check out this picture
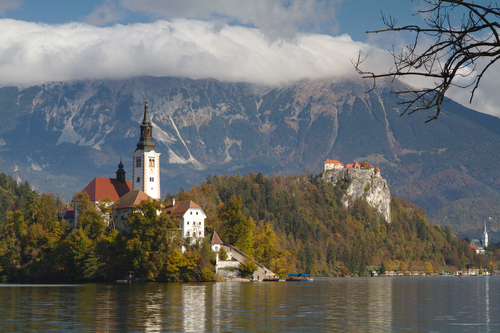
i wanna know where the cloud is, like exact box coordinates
[0,0,22,15]
[0,17,498,118]
[120,0,341,42]
[86,0,125,26]
[0,18,386,87]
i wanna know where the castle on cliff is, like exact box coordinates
[322,159,391,223]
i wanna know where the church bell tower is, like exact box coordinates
[132,98,161,199]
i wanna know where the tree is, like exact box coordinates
[353,0,500,122]
[218,196,255,256]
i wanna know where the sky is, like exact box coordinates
[1,0,499,118]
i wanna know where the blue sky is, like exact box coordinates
[0,0,498,117]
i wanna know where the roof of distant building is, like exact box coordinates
[324,159,343,165]
[211,231,224,245]
[113,190,152,209]
[57,206,75,219]
[163,200,202,217]
[471,239,484,248]
[72,177,132,202]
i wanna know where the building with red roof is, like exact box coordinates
[112,190,154,231]
[163,199,207,240]
[324,159,344,171]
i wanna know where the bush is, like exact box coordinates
[219,247,228,260]
[239,258,258,278]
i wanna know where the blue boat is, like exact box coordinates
[285,273,313,281]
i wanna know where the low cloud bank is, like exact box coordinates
[0,18,388,86]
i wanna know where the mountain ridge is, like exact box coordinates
[0,76,498,240]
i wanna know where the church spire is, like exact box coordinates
[135,98,157,153]
[116,158,126,183]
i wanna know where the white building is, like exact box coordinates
[324,159,344,171]
[132,99,161,200]
[163,199,207,241]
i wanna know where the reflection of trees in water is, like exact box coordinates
[367,279,392,330]
[144,292,163,333]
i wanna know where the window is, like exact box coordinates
[196,212,198,215]
[199,222,201,225]
[199,232,202,236]
[192,232,195,237]
[137,177,140,183]
[190,212,192,215]
[187,221,189,225]
[149,177,154,182]
[136,157,142,167]
[149,158,155,167]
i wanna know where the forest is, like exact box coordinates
[0,170,496,283]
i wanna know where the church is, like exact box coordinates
[67,99,206,241]
[470,224,489,254]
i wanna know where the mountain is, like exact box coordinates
[0,76,499,240]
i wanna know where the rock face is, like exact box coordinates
[323,168,391,223]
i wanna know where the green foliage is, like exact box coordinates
[219,247,228,260]
[239,258,258,278]
[219,196,255,256]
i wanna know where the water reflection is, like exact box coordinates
[183,285,206,332]
[0,278,499,332]
[367,278,392,331]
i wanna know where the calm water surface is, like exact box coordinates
[0,277,499,332]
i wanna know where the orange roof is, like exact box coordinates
[211,231,224,245]
[353,162,361,168]
[345,164,353,169]
[72,177,132,202]
[163,200,202,217]
[324,159,343,165]
[57,206,75,219]
[113,190,152,209]
[375,167,380,173]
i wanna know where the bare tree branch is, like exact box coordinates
[352,0,500,121]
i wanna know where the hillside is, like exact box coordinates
[173,172,488,276]
[0,76,498,240]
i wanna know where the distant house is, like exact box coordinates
[112,189,153,231]
[324,159,344,171]
[57,206,75,227]
[71,164,133,228]
[211,230,224,252]
[163,199,207,241]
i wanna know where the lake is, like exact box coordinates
[0,277,498,332]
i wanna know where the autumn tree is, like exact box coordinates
[218,195,255,256]
[353,0,500,121]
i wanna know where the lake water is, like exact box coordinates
[0,277,498,332]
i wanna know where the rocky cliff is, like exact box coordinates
[323,168,391,223]
[0,76,499,239]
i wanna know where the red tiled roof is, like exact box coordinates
[163,200,202,217]
[345,164,353,169]
[324,159,343,165]
[211,231,224,245]
[113,190,152,209]
[57,206,75,219]
[72,177,132,202]
[375,167,380,173]
[353,162,361,168]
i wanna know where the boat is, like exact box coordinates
[263,273,280,282]
[285,273,313,281]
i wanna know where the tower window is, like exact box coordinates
[187,221,189,225]
[150,177,154,182]
[137,177,140,182]
[149,158,155,167]
[136,157,142,167]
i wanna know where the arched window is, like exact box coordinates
[137,177,140,182]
